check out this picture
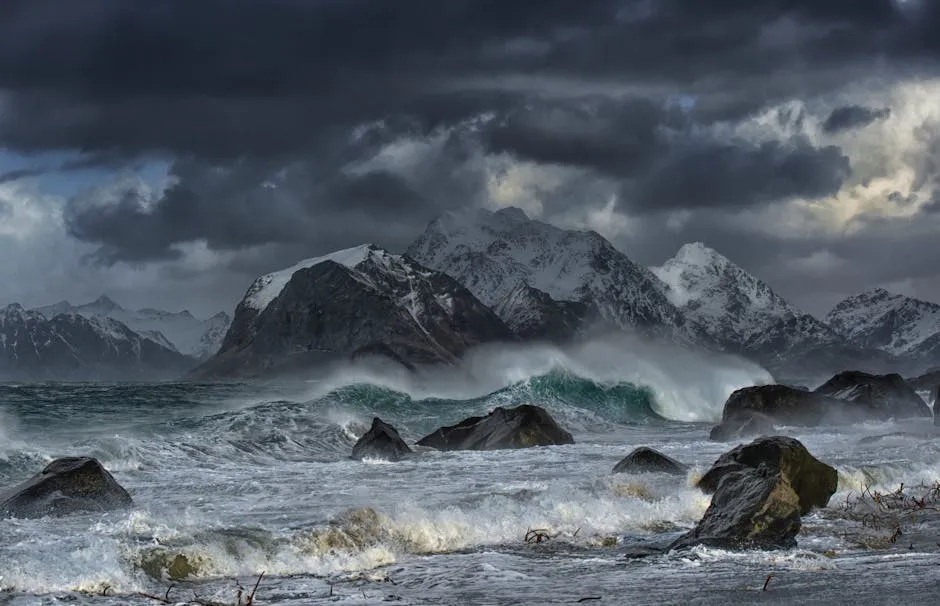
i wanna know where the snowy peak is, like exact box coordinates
[651,242,837,354]
[243,243,382,312]
[406,206,688,338]
[653,242,796,316]
[32,295,231,360]
[826,288,940,359]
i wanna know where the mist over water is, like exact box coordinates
[0,338,938,605]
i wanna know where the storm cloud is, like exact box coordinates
[2,0,940,313]
[822,105,893,134]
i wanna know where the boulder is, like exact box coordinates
[416,404,574,451]
[612,447,687,475]
[696,436,837,515]
[814,371,931,420]
[709,412,776,442]
[718,384,842,427]
[669,464,802,551]
[351,418,412,461]
[0,457,133,518]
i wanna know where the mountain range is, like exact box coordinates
[191,206,940,384]
[0,304,193,381]
[6,206,940,384]
[35,296,231,360]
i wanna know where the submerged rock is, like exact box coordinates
[416,404,574,451]
[351,417,412,461]
[0,456,132,518]
[670,436,836,551]
[612,447,687,475]
[814,371,931,420]
[696,436,837,515]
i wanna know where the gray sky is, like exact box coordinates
[1,0,939,318]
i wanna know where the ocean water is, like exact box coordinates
[2,340,940,605]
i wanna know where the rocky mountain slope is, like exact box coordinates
[0,304,194,381]
[35,296,231,360]
[405,207,694,343]
[189,244,514,378]
[826,288,940,370]
[651,242,895,382]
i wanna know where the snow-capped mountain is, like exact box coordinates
[0,303,193,381]
[405,207,692,342]
[650,242,896,382]
[35,296,231,360]
[826,288,940,365]
[652,242,841,351]
[191,243,514,378]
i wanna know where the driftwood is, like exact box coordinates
[136,572,265,606]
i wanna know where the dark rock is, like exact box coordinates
[0,457,133,518]
[719,384,843,427]
[613,447,688,475]
[669,464,802,551]
[857,431,939,445]
[709,412,776,442]
[814,371,931,420]
[351,418,412,462]
[416,404,574,451]
[696,436,837,515]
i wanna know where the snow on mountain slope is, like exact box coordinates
[243,244,374,312]
[405,207,690,339]
[35,296,231,360]
[196,243,513,378]
[826,288,940,359]
[651,242,841,353]
[0,304,192,380]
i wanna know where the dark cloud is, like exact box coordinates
[63,130,488,263]
[3,0,940,313]
[628,137,851,211]
[822,105,892,134]
[0,0,937,160]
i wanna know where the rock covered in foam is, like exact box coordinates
[0,456,133,518]
[351,418,413,461]
[416,404,574,451]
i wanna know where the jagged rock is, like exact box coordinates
[612,447,687,475]
[351,418,412,461]
[416,404,574,451]
[0,457,133,518]
[814,371,931,420]
[189,244,514,379]
[670,437,835,551]
[670,464,802,551]
[709,412,776,442]
[696,436,838,515]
